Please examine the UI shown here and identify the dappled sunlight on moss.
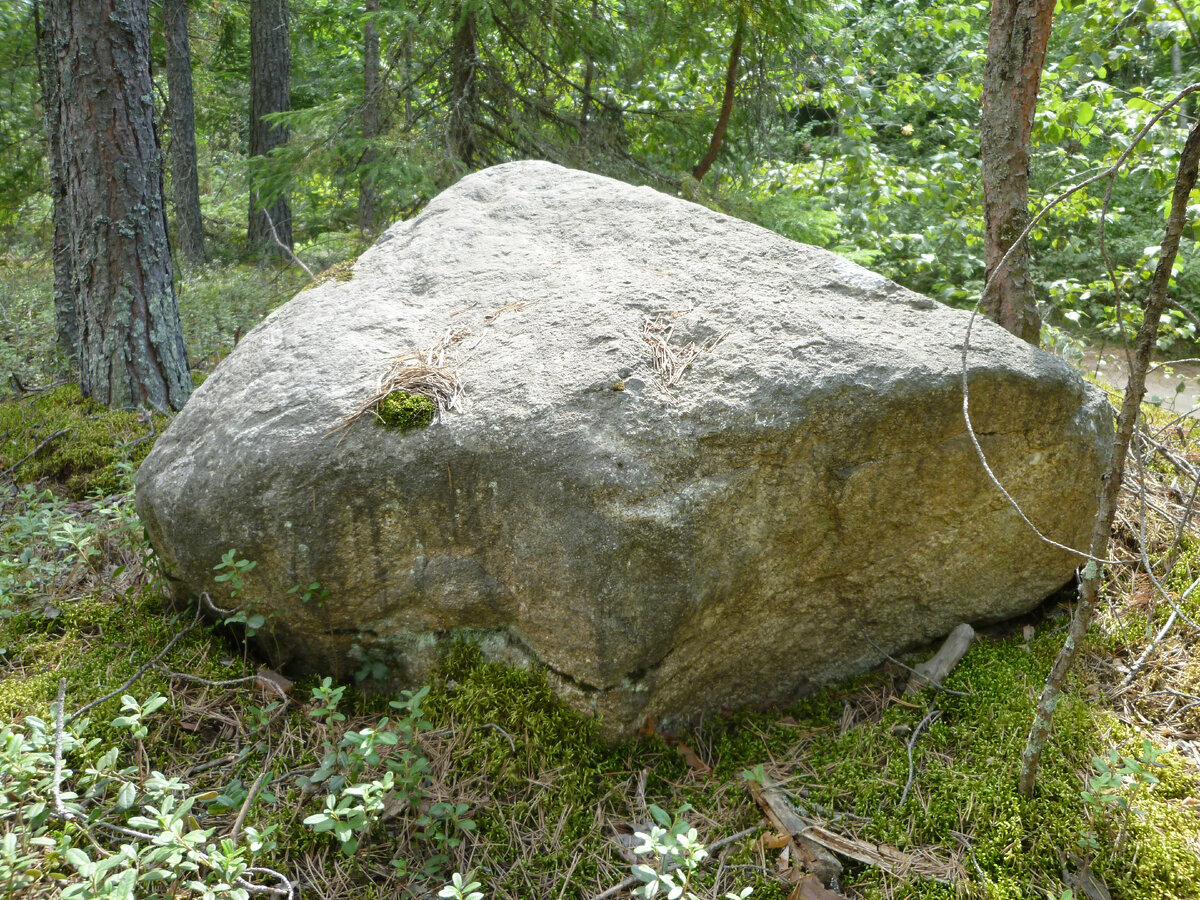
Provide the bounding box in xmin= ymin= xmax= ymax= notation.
xmin=0 ymin=383 xmax=164 ymax=498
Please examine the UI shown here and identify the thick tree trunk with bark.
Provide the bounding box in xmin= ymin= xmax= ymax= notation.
xmin=249 ymin=0 xmax=292 ymax=254
xmin=448 ymin=3 xmax=479 ymax=166
xmin=692 ymin=9 xmax=746 ymax=182
xmin=34 ymin=2 xmax=76 ymax=362
xmin=165 ymin=0 xmax=206 ymax=265
xmin=980 ymin=0 xmax=1055 ymax=346
xmin=44 ymin=0 xmax=192 ymax=411
xmin=358 ymin=0 xmax=380 ymax=235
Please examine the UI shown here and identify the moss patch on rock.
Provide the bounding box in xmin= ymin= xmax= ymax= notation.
xmin=376 ymin=389 xmax=435 ymax=431
xmin=0 ymin=384 xmax=165 ymax=497
xmin=299 ymin=260 xmax=356 ymax=293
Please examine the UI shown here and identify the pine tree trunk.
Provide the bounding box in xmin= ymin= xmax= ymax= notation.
xmin=980 ymin=0 xmax=1055 ymax=346
xmin=44 ymin=0 xmax=192 ymax=411
xmin=448 ymin=3 xmax=479 ymax=166
xmin=164 ymin=0 xmax=207 ymax=265
xmin=34 ymin=2 xmax=77 ymax=363
xmin=249 ymin=0 xmax=292 ymax=254
xmin=692 ymin=9 xmax=745 ymax=182
xmin=358 ymin=0 xmax=380 ymax=236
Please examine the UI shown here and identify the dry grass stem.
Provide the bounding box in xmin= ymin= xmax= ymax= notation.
xmin=1084 ymin=410 xmax=1200 ymax=747
xmin=336 ymin=329 xmax=469 ymax=433
xmin=642 ymin=310 xmax=724 ymax=390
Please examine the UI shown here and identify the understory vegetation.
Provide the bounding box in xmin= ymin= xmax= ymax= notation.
xmin=2 ymin=383 xmax=1200 ymax=899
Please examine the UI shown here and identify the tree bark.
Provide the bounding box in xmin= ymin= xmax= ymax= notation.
xmin=33 ymin=1 xmax=77 ymax=363
xmin=249 ymin=0 xmax=292 ymax=254
xmin=1018 ymin=118 xmax=1200 ymax=797
xmin=980 ymin=0 xmax=1055 ymax=346
xmin=448 ymin=3 xmax=480 ymax=166
xmin=358 ymin=0 xmax=380 ymax=236
xmin=164 ymin=0 xmax=206 ymax=265
xmin=692 ymin=8 xmax=746 ymax=182
xmin=44 ymin=0 xmax=192 ymax=411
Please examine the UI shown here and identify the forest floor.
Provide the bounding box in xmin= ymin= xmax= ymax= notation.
xmin=4 ymin=258 xmax=1200 ymax=899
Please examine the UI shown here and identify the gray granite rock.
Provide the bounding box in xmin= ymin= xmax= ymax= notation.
xmin=136 ymin=161 xmax=1111 ymax=739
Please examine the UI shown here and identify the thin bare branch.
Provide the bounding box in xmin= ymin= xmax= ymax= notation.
xmin=1018 ymin=115 xmax=1200 ymax=797
xmin=263 ymin=208 xmax=315 ymax=281
xmin=899 ymin=709 xmax=942 ymax=809
xmin=67 ymin=606 xmax=202 ymax=725
xmin=961 ymin=83 xmax=1200 ymax=566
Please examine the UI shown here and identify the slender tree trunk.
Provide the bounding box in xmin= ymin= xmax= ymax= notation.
xmin=1018 ymin=118 xmax=1200 ymax=797
xmin=164 ymin=0 xmax=206 ymax=265
xmin=692 ymin=9 xmax=746 ymax=182
xmin=579 ymin=0 xmax=599 ymax=144
xmin=1172 ymin=37 xmax=1188 ymax=126
xmin=980 ymin=0 xmax=1055 ymax=346
xmin=448 ymin=3 xmax=479 ymax=166
xmin=402 ymin=22 xmax=413 ymax=127
xmin=33 ymin=2 xmax=76 ymax=362
xmin=358 ymin=0 xmax=380 ymax=236
xmin=249 ymin=0 xmax=292 ymax=254
xmin=44 ymin=0 xmax=192 ymax=411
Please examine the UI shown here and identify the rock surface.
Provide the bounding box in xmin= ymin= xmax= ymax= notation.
xmin=136 ymin=161 xmax=1111 ymax=739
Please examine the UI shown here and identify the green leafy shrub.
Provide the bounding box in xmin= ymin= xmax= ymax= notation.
xmin=0 ymin=695 xmax=286 ymax=899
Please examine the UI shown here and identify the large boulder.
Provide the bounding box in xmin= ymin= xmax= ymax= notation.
xmin=136 ymin=161 xmax=1111 ymax=739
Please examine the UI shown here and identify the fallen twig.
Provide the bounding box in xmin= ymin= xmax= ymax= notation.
xmin=1120 ymin=574 xmax=1200 ymax=687
xmin=476 ymin=722 xmax=517 ymax=753
xmin=67 ymin=605 xmax=203 ymax=725
xmin=898 ymin=709 xmax=942 ymax=809
xmin=230 ymin=771 xmax=270 ymax=843
xmin=1 ymin=428 xmax=69 ymax=481
xmin=7 ymin=375 xmax=67 ymax=398
xmin=861 ymin=632 xmax=969 ymax=698
xmin=799 ymin=823 xmax=965 ymax=885
xmin=747 ymin=772 xmax=962 ymax=886
xmin=157 ymin=668 xmax=291 ymax=731
xmin=747 ymin=777 xmax=843 ymax=884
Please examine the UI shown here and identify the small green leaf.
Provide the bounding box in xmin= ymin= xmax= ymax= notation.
xmin=117 ymin=781 xmax=137 ymax=809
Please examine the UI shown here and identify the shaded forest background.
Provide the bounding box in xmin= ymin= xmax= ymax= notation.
xmin=4 ymin=0 xmax=1200 ymax=388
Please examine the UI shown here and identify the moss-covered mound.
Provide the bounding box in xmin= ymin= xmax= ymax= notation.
xmin=377 ymin=389 xmax=436 ymax=430
xmin=0 ymin=383 xmax=165 ymax=497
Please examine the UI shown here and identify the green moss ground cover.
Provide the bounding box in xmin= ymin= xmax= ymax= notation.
xmin=0 ymin=384 xmax=166 ymax=498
